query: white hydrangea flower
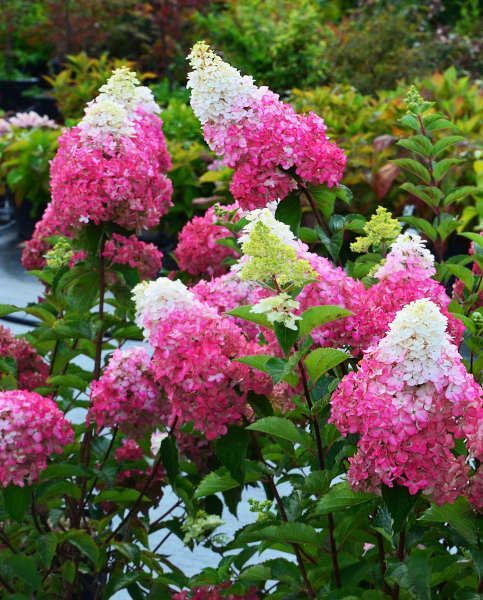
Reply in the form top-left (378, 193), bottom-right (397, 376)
top-left (132, 277), bottom-right (201, 337)
top-left (79, 98), bottom-right (134, 140)
top-left (375, 232), bottom-right (435, 280)
top-left (238, 206), bottom-right (298, 250)
top-left (187, 41), bottom-right (265, 125)
top-left (251, 293), bottom-right (301, 330)
top-left (98, 67), bottom-right (159, 115)
top-left (378, 298), bottom-right (451, 385)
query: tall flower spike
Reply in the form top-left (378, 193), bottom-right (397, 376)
top-left (330, 299), bottom-right (482, 504)
top-left (187, 42), bottom-right (346, 208)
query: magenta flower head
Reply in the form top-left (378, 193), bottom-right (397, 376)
top-left (0, 390), bottom-right (73, 487)
top-left (187, 42), bottom-right (346, 209)
top-left (330, 298), bottom-right (482, 505)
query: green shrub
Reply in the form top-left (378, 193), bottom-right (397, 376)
top-left (194, 0), bottom-right (330, 92)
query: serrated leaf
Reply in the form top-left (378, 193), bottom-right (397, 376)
top-left (304, 348), bottom-right (349, 384)
top-left (397, 135), bottom-right (433, 158)
top-left (433, 158), bottom-right (463, 182)
top-left (2, 555), bottom-right (41, 590)
top-left (392, 158), bottom-right (431, 184)
top-left (400, 183), bottom-right (440, 208)
top-left (432, 135), bottom-right (464, 157)
top-left (247, 416), bottom-right (302, 444)
top-left (273, 321), bottom-right (299, 355)
top-left (275, 193), bottom-right (301, 235)
top-left (419, 497), bottom-right (477, 546)
top-left (382, 485), bottom-right (419, 532)
top-left (399, 115), bottom-right (420, 131)
top-left (215, 426), bottom-right (249, 483)
top-left (443, 186), bottom-right (480, 207)
top-left (3, 485), bottom-right (31, 522)
top-left (399, 217), bottom-right (437, 241)
top-left (315, 482), bottom-right (373, 514)
top-left (195, 464), bottom-right (262, 498)
top-left (303, 470), bottom-right (331, 495)
top-left (63, 530), bottom-right (99, 565)
top-left (160, 435), bottom-right (179, 482)
top-left (298, 305), bottom-right (352, 338)
top-left (444, 264), bottom-right (474, 291)
top-left (406, 549), bottom-right (431, 600)
top-left (243, 522), bottom-right (322, 546)
top-left (37, 533), bottom-right (59, 568)
top-left (227, 305), bottom-right (272, 329)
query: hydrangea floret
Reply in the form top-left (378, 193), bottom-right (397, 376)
top-left (187, 42), bottom-right (346, 208)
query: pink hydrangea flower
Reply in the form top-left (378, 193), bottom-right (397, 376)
top-left (0, 325), bottom-right (49, 390)
top-left (175, 205), bottom-right (239, 277)
top-left (330, 299), bottom-right (482, 505)
top-left (353, 233), bottom-right (464, 352)
top-left (89, 347), bottom-right (167, 438)
top-left (8, 111), bottom-right (57, 130)
top-left (22, 110), bottom-right (172, 269)
top-left (453, 235), bottom-right (482, 311)
top-left (187, 43), bottom-right (346, 209)
top-left (0, 390), bottom-right (73, 487)
top-left (173, 583), bottom-right (259, 600)
top-left (103, 233), bottom-right (163, 280)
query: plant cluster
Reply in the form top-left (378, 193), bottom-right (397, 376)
top-left (0, 44), bottom-right (481, 600)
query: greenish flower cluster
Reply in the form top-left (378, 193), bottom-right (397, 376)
top-left (182, 510), bottom-right (224, 544)
top-left (240, 221), bottom-right (316, 288)
top-left (350, 206), bottom-right (401, 254)
top-left (45, 237), bottom-right (73, 270)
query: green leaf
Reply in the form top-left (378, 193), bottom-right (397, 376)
top-left (275, 193), bottom-right (301, 235)
top-left (63, 530), bottom-right (100, 565)
top-left (160, 435), bottom-right (179, 482)
top-left (236, 354), bottom-right (276, 374)
top-left (195, 463), bottom-right (262, 499)
top-left (303, 470), bottom-right (331, 495)
top-left (424, 115), bottom-right (454, 132)
top-left (36, 480), bottom-right (82, 501)
top-left (460, 232), bottom-right (483, 247)
top-left (392, 158), bottom-right (431, 184)
top-left (247, 416), bottom-right (302, 444)
top-left (399, 217), bottom-right (437, 241)
top-left (399, 115), bottom-right (420, 131)
top-left (227, 305), bottom-right (272, 329)
top-left (299, 227), bottom-right (319, 243)
top-left (304, 348), bottom-right (349, 384)
top-left (215, 426), bottom-right (249, 483)
top-left (243, 522), bottom-right (322, 546)
top-left (397, 135), bottom-right (433, 158)
top-left (431, 135), bottom-right (464, 157)
top-left (36, 533), bottom-right (59, 568)
top-left (273, 321), bottom-right (299, 355)
top-left (2, 555), bottom-right (41, 590)
top-left (444, 264), bottom-right (474, 291)
top-left (299, 305), bottom-right (351, 338)
top-left (315, 482), bottom-right (373, 515)
top-left (0, 304), bottom-right (20, 317)
top-left (406, 549), bottom-right (431, 600)
top-left (48, 373), bottom-right (88, 390)
top-left (443, 186), bottom-right (480, 207)
top-left (382, 485), bottom-right (419, 532)
top-left (3, 485), bottom-right (31, 522)
top-left (419, 497), bottom-right (477, 546)
top-left (433, 158), bottom-right (463, 182)
top-left (400, 183), bottom-right (440, 208)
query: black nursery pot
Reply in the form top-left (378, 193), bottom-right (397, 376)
top-left (0, 78), bottom-right (39, 112)
top-left (12, 198), bottom-right (37, 241)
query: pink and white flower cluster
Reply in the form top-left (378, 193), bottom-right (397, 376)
top-left (174, 204), bottom-right (239, 277)
top-left (0, 390), bottom-right (73, 487)
top-left (89, 346), bottom-right (166, 438)
top-left (0, 324), bottom-right (49, 390)
top-left (330, 299), bottom-right (482, 504)
top-left (187, 42), bottom-right (346, 209)
top-left (22, 68), bottom-right (172, 271)
top-left (132, 278), bottom-right (271, 439)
